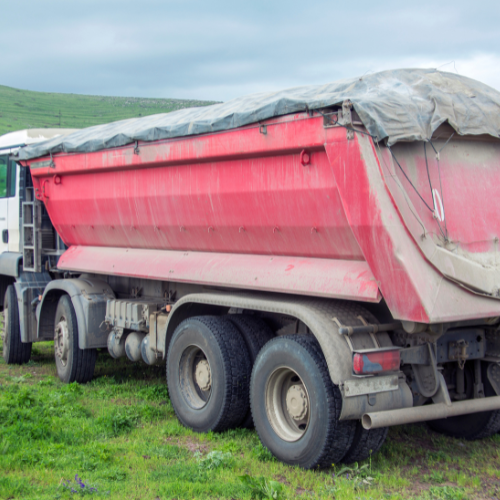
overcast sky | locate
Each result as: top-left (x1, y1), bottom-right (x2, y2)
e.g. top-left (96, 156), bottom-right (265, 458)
top-left (1, 0), bottom-right (499, 101)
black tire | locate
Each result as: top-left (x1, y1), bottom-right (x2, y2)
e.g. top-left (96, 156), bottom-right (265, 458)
top-left (54, 295), bottom-right (96, 383)
top-left (342, 424), bottom-right (388, 464)
top-left (166, 316), bottom-right (252, 433)
top-left (226, 315), bottom-right (274, 428)
top-left (250, 334), bottom-right (355, 469)
top-left (2, 285), bottom-right (31, 364)
top-left (428, 362), bottom-right (500, 440)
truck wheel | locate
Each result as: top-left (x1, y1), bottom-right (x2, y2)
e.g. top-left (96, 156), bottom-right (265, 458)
top-left (227, 315), bottom-right (274, 428)
top-left (341, 424), bottom-right (388, 464)
top-left (167, 316), bottom-right (252, 433)
top-left (2, 285), bottom-right (31, 364)
top-left (250, 334), bottom-right (355, 469)
top-left (54, 295), bottom-right (96, 384)
top-left (428, 363), bottom-right (500, 440)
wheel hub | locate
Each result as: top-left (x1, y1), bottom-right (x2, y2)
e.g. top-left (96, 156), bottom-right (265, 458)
top-left (54, 319), bottom-right (70, 366)
top-left (265, 367), bottom-right (311, 442)
top-left (286, 384), bottom-right (308, 420)
top-left (178, 345), bottom-right (212, 409)
top-left (195, 359), bottom-right (211, 391)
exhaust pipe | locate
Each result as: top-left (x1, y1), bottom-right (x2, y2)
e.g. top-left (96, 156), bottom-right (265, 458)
top-left (362, 395), bottom-right (500, 430)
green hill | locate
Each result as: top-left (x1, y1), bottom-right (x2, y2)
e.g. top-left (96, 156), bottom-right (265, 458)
top-left (0, 84), bottom-right (217, 136)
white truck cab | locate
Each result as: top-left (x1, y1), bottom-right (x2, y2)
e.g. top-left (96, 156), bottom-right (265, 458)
top-left (0, 129), bottom-right (76, 255)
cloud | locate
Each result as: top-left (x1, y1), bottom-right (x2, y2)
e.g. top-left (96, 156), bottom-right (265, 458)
top-left (0, 0), bottom-right (499, 101)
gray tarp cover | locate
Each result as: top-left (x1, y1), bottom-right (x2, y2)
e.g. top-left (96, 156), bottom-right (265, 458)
top-left (17, 68), bottom-right (500, 161)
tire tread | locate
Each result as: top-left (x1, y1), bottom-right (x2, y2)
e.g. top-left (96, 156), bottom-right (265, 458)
top-left (227, 315), bottom-right (274, 428)
top-left (342, 425), bottom-right (388, 464)
top-left (2, 285), bottom-right (31, 365)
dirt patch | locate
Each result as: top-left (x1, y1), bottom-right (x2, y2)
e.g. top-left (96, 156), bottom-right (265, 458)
top-left (295, 487), bottom-right (309, 495)
top-left (166, 436), bottom-right (211, 454)
top-left (274, 475), bottom-right (289, 485)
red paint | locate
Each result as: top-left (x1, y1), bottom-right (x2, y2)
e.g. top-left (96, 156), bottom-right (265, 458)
top-left (29, 122), bottom-right (363, 260)
top-left (58, 245), bottom-right (381, 302)
top-left (325, 137), bottom-right (430, 322)
top-left (300, 149), bottom-right (311, 166)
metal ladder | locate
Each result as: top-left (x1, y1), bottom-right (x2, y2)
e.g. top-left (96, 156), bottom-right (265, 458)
top-left (22, 187), bottom-right (42, 272)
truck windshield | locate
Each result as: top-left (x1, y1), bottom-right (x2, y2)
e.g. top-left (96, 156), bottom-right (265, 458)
top-left (0, 156), bottom-right (7, 198)
top-left (8, 159), bottom-right (16, 197)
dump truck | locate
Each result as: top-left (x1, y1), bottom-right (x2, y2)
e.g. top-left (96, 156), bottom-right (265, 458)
top-left (4, 69), bottom-right (500, 469)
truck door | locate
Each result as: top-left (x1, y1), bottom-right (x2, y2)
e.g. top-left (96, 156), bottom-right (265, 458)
top-left (0, 155), bottom-right (8, 254)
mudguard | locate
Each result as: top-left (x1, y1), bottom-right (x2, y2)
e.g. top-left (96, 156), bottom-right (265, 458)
top-left (37, 278), bottom-right (114, 349)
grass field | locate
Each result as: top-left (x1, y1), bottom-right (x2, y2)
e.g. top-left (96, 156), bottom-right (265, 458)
top-left (0, 84), bottom-right (217, 136)
top-left (1, 339), bottom-right (500, 500)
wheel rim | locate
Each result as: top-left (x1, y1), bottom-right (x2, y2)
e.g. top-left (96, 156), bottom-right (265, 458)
top-left (54, 317), bottom-right (70, 366)
top-left (265, 366), bottom-right (310, 442)
top-left (178, 345), bottom-right (212, 409)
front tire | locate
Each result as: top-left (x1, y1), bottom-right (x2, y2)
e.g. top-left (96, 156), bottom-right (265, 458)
top-left (2, 285), bottom-right (31, 364)
top-left (250, 335), bottom-right (355, 469)
top-left (167, 316), bottom-right (252, 433)
top-left (54, 295), bottom-right (96, 383)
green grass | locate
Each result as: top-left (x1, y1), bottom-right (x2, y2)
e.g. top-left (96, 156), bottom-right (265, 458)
top-left (0, 84), bottom-right (217, 136)
top-left (1, 340), bottom-right (500, 500)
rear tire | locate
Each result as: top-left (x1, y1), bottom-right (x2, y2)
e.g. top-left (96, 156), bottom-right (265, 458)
top-left (227, 315), bottom-right (274, 428)
top-left (428, 362), bottom-right (500, 440)
top-left (250, 335), bottom-right (355, 469)
top-left (54, 295), bottom-right (96, 383)
top-left (167, 316), bottom-right (252, 433)
top-left (2, 285), bottom-right (31, 364)
top-left (342, 423), bottom-right (388, 464)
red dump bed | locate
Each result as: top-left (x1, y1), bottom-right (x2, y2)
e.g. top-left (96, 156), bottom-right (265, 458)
top-left (24, 112), bottom-right (500, 324)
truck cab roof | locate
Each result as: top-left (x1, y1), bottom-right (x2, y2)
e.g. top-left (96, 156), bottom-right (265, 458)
top-left (0, 128), bottom-right (78, 153)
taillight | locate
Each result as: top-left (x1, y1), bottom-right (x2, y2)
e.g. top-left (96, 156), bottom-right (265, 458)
top-left (353, 349), bottom-right (400, 375)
